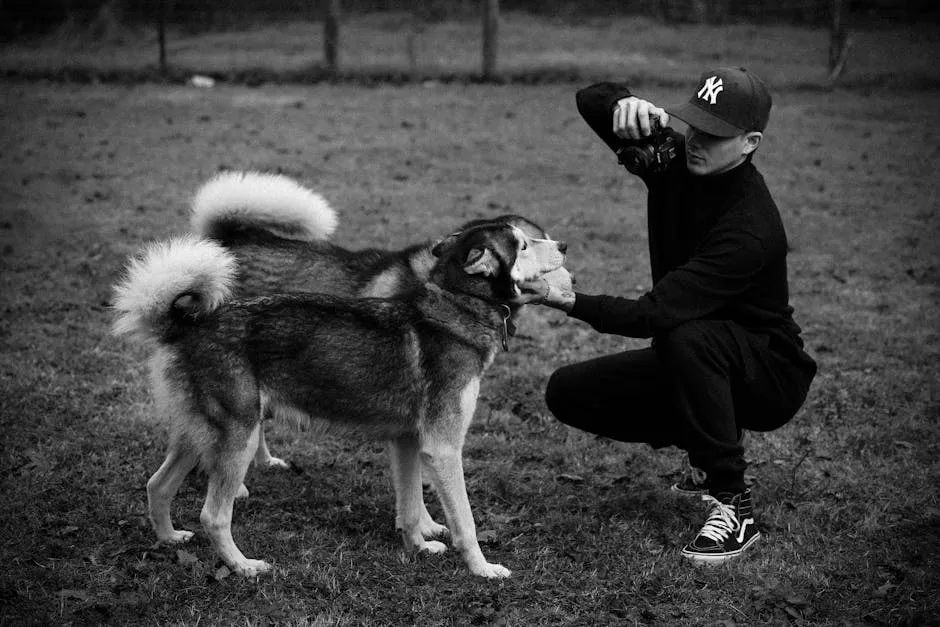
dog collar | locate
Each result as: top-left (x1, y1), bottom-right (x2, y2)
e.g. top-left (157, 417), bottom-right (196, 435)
top-left (498, 304), bottom-right (515, 351)
top-left (424, 283), bottom-right (515, 351)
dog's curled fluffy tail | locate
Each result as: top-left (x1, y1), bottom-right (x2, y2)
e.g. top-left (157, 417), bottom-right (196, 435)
top-left (191, 171), bottom-right (338, 242)
top-left (112, 235), bottom-right (236, 344)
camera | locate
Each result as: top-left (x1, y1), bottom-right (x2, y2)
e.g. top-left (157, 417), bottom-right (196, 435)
top-left (615, 117), bottom-right (678, 175)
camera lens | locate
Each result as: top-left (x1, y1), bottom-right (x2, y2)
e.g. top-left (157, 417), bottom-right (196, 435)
top-left (618, 146), bottom-right (650, 175)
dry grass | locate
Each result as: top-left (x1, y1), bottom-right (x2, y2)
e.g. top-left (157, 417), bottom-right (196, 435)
top-left (1, 17), bottom-right (939, 626)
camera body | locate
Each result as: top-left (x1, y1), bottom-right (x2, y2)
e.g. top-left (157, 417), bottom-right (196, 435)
top-left (615, 117), bottom-right (678, 175)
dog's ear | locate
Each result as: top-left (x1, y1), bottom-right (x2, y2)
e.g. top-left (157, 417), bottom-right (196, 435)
top-left (462, 247), bottom-right (500, 277)
top-left (431, 232), bottom-right (462, 257)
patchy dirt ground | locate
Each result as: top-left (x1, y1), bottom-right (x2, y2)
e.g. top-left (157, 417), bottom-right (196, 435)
top-left (1, 80), bottom-right (938, 625)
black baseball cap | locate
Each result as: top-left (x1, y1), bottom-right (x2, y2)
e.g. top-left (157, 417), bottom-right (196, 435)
top-left (666, 67), bottom-right (772, 137)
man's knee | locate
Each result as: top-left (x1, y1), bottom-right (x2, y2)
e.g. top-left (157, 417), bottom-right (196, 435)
top-left (544, 365), bottom-right (577, 424)
top-left (544, 367), bottom-right (568, 416)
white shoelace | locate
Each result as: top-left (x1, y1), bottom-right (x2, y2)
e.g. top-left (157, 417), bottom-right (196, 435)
top-left (689, 465), bottom-right (707, 486)
top-left (696, 495), bottom-right (739, 542)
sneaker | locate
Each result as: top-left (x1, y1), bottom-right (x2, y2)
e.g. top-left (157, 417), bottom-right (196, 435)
top-left (680, 489), bottom-right (760, 565)
top-left (670, 463), bottom-right (708, 496)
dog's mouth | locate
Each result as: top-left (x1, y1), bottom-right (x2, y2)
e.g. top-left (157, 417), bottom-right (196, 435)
top-left (510, 230), bottom-right (567, 285)
top-left (503, 230), bottom-right (568, 303)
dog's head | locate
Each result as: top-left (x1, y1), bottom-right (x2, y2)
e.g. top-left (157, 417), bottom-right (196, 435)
top-left (433, 214), bottom-right (550, 254)
top-left (430, 220), bottom-right (566, 305)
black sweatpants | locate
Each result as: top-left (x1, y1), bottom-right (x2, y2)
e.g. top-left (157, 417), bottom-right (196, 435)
top-left (544, 320), bottom-right (816, 493)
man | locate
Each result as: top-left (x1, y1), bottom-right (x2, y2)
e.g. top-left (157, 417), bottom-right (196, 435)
top-left (522, 67), bottom-right (817, 564)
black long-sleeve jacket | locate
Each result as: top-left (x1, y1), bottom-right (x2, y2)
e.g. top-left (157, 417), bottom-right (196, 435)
top-left (570, 82), bottom-right (811, 360)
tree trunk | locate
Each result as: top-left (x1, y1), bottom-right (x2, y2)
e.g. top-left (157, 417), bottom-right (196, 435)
top-left (482, 0), bottom-right (498, 80)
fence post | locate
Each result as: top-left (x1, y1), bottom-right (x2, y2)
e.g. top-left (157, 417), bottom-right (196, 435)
top-left (828, 0), bottom-right (851, 81)
top-left (157, 0), bottom-right (167, 75)
top-left (325, 0), bottom-right (341, 76)
top-left (482, 0), bottom-right (499, 80)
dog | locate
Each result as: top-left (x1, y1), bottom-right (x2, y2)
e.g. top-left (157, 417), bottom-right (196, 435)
top-left (190, 171), bottom-right (551, 302)
top-left (112, 222), bottom-right (567, 578)
top-left (190, 171), bottom-right (552, 481)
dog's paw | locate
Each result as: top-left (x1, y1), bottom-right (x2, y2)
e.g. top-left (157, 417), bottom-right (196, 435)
top-left (262, 456), bottom-right (290, 470)
top-left (418, 540), bottom-right (447, 555)
top-left (473, 562), bottom-right (511, 579)
top-left (159, 529), bottom-right (195, 545)
top-left (234, 559), bottom-right (272, 578)
top-left (235, 484), bottom-right (250, 499)
top-left (419, 517), bottom-right (449, 539)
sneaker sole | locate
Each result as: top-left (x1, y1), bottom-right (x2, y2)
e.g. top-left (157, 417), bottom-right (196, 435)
top-left (680, 532), bottom-right (761, 565)
top-left (670, 483), bottom-right (707, 497)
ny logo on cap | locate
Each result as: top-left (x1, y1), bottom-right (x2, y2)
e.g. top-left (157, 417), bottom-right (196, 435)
top-left (697, 76), bottom-right (723, 105)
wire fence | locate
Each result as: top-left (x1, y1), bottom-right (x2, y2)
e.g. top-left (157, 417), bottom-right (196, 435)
top-left (3, 0), bottom-right (935, 39)
top-left (1, 0), bottom-right (936, 87)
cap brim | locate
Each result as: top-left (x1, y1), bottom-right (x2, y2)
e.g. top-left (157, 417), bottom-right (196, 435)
top-left (666, 102), bottom-right (743, 137)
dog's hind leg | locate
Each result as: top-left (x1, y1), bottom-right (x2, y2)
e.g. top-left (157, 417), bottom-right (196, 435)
top-left (415, 486), bottom-right (448, 540)
top-left (237, 409), bottom-right (291, 500)
top-left (147, 437), bottom-right (200, 544)
top-left (200, 422), bottom-right (271, 577)
top-left (389, 436), bottom-right (448, 551)
top-left (254, 425), bottom-right (289, 469)
top-left (234, 426), bottom-right (281, 500)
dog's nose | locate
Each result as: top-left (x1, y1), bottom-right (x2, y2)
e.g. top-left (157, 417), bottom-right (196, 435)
top-left (557, 240), bottom-right (567, 254)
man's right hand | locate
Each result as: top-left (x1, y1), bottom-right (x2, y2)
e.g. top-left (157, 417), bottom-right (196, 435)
top-left (518, 267), bottom-right (576, 312)
top-left (613, 96), bottom-right (669, 141)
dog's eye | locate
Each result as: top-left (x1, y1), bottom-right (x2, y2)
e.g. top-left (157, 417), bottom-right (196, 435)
top-left (520, 240), bottom-right (528, 251)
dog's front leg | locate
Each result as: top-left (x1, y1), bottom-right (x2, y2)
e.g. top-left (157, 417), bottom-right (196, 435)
top-left (420, 440), bottom-right (510, 579)
top-left (389, 436), bottom-right (448, 551)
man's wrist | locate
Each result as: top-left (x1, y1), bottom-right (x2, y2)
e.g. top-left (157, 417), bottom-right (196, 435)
top-left (547, 287), bottom-right (576, 313)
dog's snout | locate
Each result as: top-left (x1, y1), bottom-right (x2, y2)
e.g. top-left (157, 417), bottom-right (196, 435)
top-left (557, 240), bottom-right (568, 254)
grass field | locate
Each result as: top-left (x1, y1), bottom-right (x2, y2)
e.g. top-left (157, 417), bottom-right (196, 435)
top-left (1, 16), bottom-right (939, 627)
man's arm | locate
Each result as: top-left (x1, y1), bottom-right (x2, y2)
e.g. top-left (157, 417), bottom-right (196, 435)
top-left (576, 83), bottom-right (671, 153)
top-left (569, 230), bottom-right (766, 338)
top-left (531, 230), bottom-right (766, 338)
top-left (576, 82), bottom-right (634, 154)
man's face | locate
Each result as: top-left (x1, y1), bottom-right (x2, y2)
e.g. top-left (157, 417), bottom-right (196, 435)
top-left (684, 126), bottom-right (761, 176)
